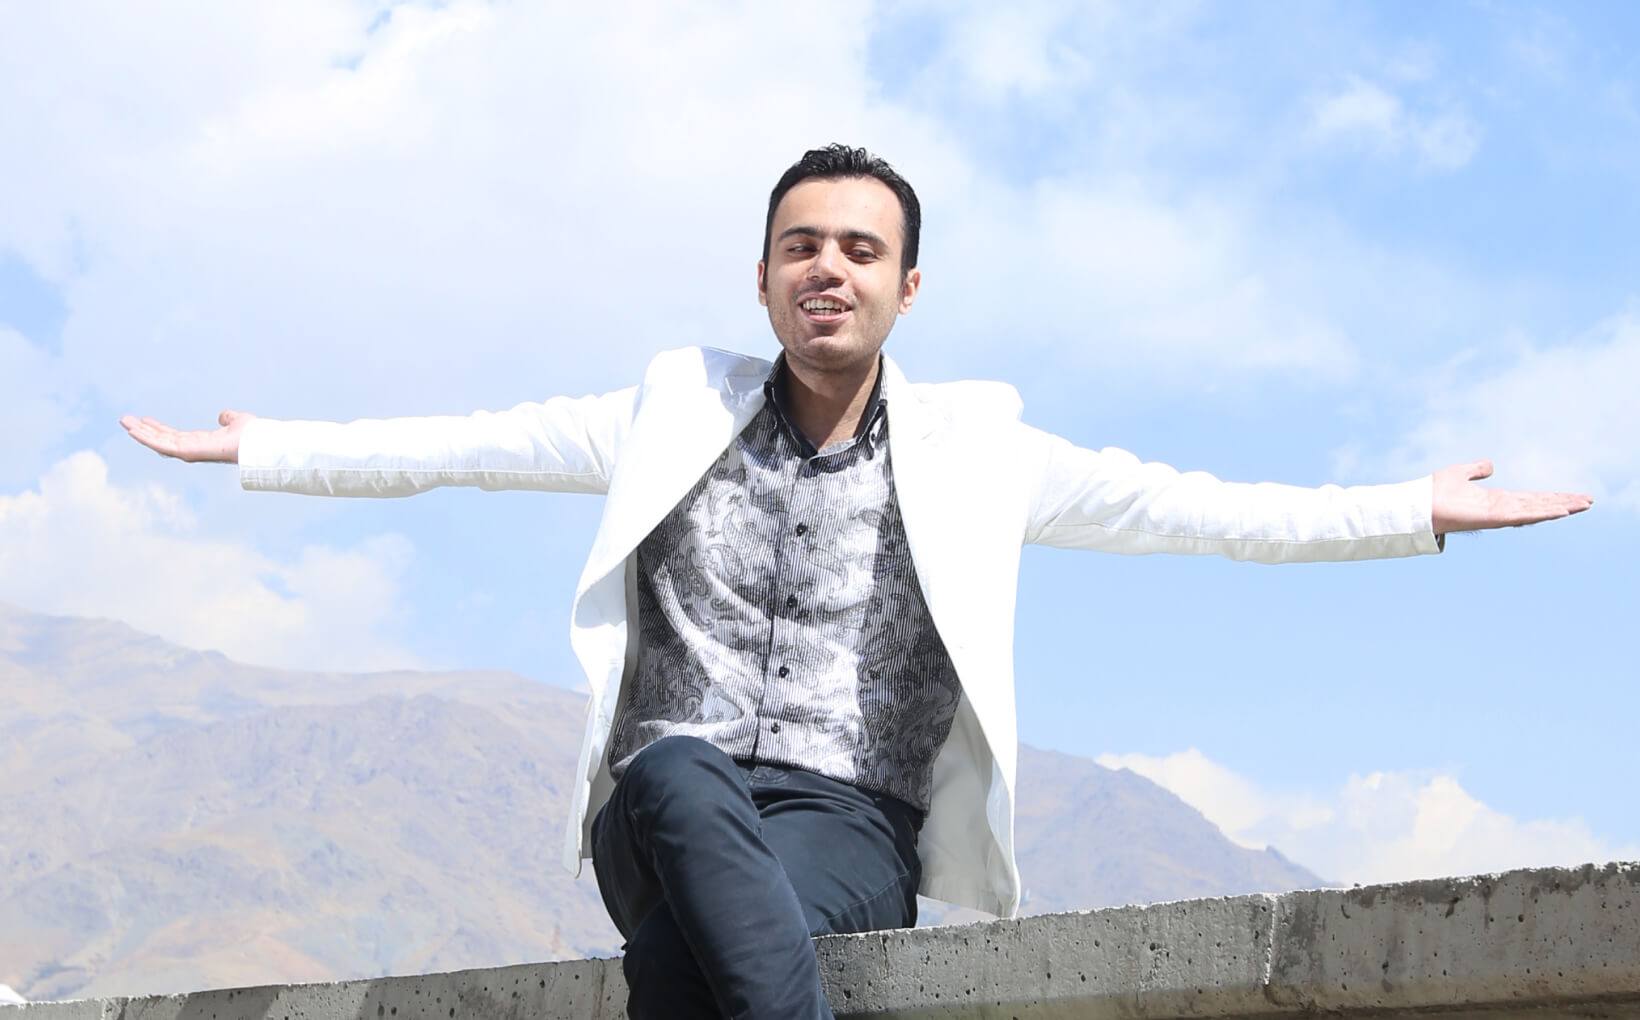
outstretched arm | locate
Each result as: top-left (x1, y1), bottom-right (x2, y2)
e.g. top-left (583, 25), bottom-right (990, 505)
top-left (1430, 459), bottom-right (1592, 535)
top-left (120, 388), bottom-right (636, 498)
top-left (1023, 427), bottom-right (1592, 562)
top-left (120, 410), bottom-right (255, 464)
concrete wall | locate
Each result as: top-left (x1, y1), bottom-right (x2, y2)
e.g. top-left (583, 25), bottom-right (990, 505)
top-left (7, 862), bottom-right (1636, 1019)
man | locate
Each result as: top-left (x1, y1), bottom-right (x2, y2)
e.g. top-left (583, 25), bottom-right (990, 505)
top-left (122, 145), bottom-right (1591, 1019)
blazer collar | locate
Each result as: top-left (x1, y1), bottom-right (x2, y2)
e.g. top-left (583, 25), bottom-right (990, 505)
top-left (586, 348), bottom-right (943, 595)
top-left (881, 352), bottom-right (942, 441)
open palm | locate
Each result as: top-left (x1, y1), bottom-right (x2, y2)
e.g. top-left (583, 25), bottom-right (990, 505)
top-left (119, 409), bottom-right (255, 464)
top-left (1430, 460), bottom-right (1592, 534)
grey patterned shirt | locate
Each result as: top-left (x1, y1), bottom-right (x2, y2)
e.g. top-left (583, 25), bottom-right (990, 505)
top-left (605, 358), bottom-right (962, 811)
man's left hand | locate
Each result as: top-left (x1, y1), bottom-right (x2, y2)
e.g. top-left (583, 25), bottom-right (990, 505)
top-left (1431, 460), bottom-right (1593, 535)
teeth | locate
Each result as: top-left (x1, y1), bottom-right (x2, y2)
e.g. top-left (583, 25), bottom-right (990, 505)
top-left (802, 299), bottom-right (845, 312)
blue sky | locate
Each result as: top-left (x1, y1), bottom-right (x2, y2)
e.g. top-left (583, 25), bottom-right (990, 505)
top-left (1, 0), bottom-right (1636, 889)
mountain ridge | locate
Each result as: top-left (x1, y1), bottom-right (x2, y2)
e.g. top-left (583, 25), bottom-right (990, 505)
top-left (0, 602), bottom-right (1323, 1000)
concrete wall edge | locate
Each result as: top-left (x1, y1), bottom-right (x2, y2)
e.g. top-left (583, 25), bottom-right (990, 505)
top-left (5, 862), bottom-right (1636, 1019)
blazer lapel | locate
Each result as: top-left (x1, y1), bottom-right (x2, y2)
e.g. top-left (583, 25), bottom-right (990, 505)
top-left (883, 355), bottom-right (1011, 748)
top-left (579, 352), bottom-right (769, 595)
top-left (882, 356), bottom-right (962, 641)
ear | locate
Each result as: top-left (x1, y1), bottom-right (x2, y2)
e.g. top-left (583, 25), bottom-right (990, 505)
top-left (898, 267), bottom-right (921, 314)
top-left (756, 260), bottom-right (769, 307)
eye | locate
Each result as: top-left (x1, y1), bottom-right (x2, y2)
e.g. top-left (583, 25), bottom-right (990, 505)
top-left (850, 248), bottom-right (877, 260)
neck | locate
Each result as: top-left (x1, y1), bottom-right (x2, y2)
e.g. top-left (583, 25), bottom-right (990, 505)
top-left (782, 355), bottom-right (881, 451)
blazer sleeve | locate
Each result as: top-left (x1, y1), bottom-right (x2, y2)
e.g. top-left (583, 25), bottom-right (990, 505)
top-left (237, 387), bottom-right (637, 498)
top-left (1019, 425), bottom-right (1442, 562)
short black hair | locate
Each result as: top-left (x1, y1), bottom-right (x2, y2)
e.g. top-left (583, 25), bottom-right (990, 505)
top-left (762, 144), bottom-right (921, 276)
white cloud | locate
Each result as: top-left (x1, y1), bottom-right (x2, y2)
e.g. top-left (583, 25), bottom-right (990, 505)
top-left (0, 0), bottom-right (1373, 437)
top-left (1096, 748), bottom-right (1310, 841)
top-left (1356, 311), bottom-right (1640, 509)
top-left (0, 0), bottom-right (924, 417)
top-left (1098, 748), bottom-right (1636, 886)
top-left (1409, 113), bottom-right (1483, 170)
top-left (949, 180), bottom-right (1360, 382)
top-left (1383, 40), bottom-right (1440, 84)
top-left (1314, 78), bottom-right (1404, 141)
top-left (1311, 76), bottom-right (1479, 171)
top-left (917, 0), bottom-right (1101, 102)
top-left (1505, 9), bottom-right (1577, 79)
top-left (0, 451), bottom-right (418, 671)
top-left (0, 327), bottom-right (77, 484)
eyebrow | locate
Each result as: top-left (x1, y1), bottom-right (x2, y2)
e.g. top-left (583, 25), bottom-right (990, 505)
top-left (776, 225), bottom-right (892, 250)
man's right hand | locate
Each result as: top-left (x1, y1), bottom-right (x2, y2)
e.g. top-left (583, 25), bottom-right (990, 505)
top-left (119, 409), bottom-right (255, 464)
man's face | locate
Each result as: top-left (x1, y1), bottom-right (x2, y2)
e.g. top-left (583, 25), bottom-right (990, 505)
top-left (758, 176), bottom-right (920, 377)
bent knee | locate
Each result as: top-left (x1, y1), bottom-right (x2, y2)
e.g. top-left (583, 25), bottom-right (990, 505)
top-left (622, 735), bottom-right (737, 793)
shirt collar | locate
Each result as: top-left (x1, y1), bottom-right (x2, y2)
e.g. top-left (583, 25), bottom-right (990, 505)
top-left (764, 353), bottom-right (889, 457)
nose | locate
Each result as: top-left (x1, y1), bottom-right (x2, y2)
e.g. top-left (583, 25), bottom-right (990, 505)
top-left (807, 239), bottom-right (845, 283)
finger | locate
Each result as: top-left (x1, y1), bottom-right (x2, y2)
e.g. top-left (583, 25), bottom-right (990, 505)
top-left (1467, 459), bottom-right (1494, 482)
top-left (136, 417), bottom-right (182, 436)
top-left (1546, 492), bottom-right (1596, 514)
top-left (219, 409), bottom-right (238, 427)
top-left (124, 427), bottom-right (179, 457)
top-left (131, 422), bottom-right (185, 450)
top-left (121, 419), bottom-right (198, 458)
top-left (1498, 491), bottom-right (1593, 526)
top-left (121, 418), bottom-right (167, 443)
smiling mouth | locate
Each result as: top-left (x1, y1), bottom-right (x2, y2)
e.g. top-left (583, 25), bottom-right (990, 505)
top-left (799, 296), bottom-right (850, 322)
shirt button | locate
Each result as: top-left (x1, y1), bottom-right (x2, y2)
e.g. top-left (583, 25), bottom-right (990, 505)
top-left (785, 594), bottom-right (798, 609)
top-left (769, 722), bottom-right (781, 734)
top-left (794, 523), bottom-right (808, 536)
top-left (777, 665), bottom-right (790, 678)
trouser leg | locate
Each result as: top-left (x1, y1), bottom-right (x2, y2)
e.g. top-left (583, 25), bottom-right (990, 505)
top-left (748, 764), bottom-right (922, 939)
top-left (620, 901), bottom-right (718, 1019)
top-left (591, 736), bottom-right (834, 1020)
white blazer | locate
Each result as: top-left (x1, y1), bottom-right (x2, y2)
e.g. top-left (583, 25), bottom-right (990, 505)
top-left (240, 346), bottom-right (1440, 916)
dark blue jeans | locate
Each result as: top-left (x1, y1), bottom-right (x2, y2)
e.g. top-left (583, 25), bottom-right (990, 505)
top-left (591, 736), bottom-right (923, 1019)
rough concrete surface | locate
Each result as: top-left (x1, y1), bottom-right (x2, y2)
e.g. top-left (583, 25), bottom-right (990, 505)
top-left (6, 863), bottom-right (1635, 1019)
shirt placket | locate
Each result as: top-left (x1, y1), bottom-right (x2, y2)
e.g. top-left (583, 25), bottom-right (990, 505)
top-left (753, 436), bottom-right (836, 758)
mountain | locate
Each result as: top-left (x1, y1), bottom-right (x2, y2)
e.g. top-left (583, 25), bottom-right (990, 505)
top-left (0, 603), bottom-right (1321, 1000)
